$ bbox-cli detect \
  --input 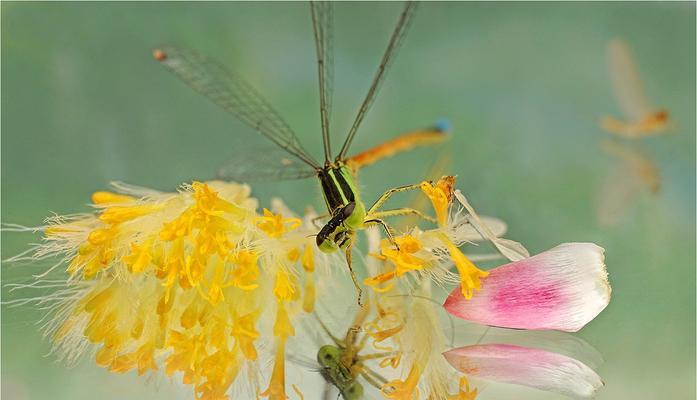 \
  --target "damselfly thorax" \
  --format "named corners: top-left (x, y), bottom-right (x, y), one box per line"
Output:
top-left (154, 1), bottom-right (445, 304)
